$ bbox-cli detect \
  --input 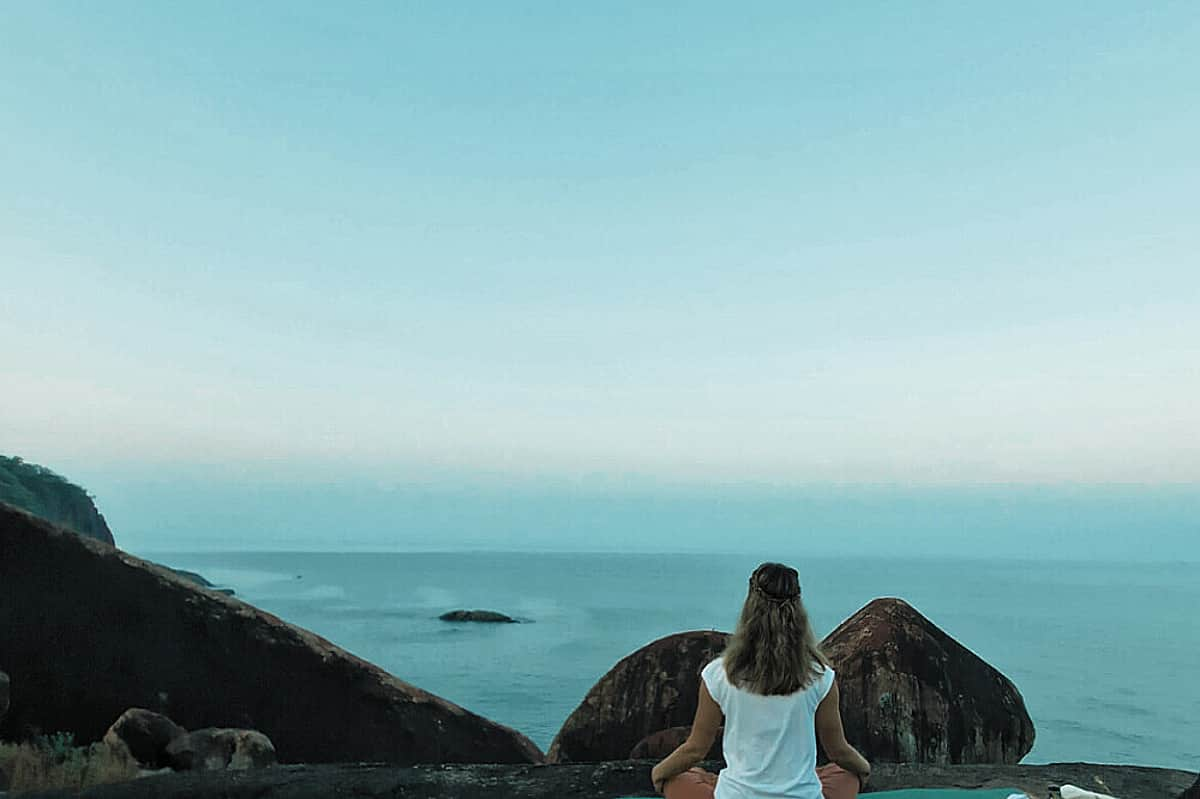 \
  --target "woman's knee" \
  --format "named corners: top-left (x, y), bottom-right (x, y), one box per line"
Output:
top-left (663, 768), bottom-right (718, 799)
